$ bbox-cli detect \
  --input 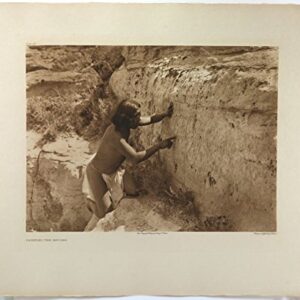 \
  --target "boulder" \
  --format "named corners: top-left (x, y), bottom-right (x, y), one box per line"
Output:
top-left (27, 131), bottom-right (93, 231)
